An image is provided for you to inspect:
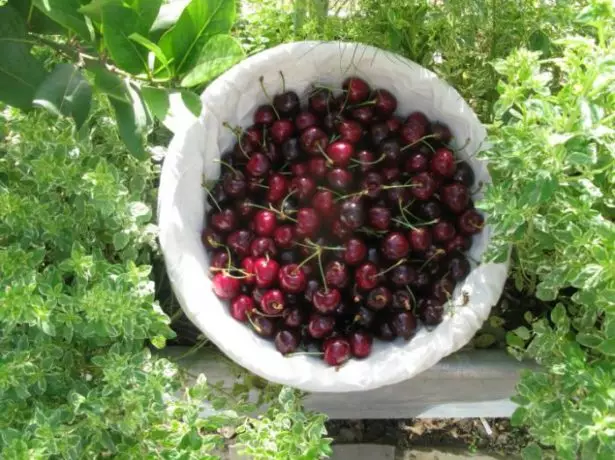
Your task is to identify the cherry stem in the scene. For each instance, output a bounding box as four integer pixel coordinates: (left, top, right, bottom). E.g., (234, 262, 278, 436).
(209, 267, 251, 279)
(317, 186, 342, 198)
(350, 154, 386, 166)
(392, 217, 438, 231)
(246, 312, 263, 334)
(401, 134, 439, 152)
(347, 99, 376, 109)
(303, 239, 344, 251)
(375, 259, 407, 277)
(420, 249, 446, 271)
(222, 122, 251, 159)
(335, 189, 368, 202)
(295, 249, 321, 271)
(317, 251, 328, 292)
(252, 310, 283, 318)
(214, 159, 240, 175)
(252, 182, 269, 189)
(247, 203, 298, 223)
(279, 189, 297, 213)
(452, 137, 471, 154)
(279, 70, 286, 93)
(287, 351, 324, 357)
(317, 144, 334, 165)
(381, 183, 417, 190)
(405, 285, 417, 311)
(329, 134, 341, 143)
(419, 139, 436, 154)
(259, 76, 280, 119)
(202, 185, 222, 212)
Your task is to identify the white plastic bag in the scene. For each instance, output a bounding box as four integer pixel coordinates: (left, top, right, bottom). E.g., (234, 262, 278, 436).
(158, 42, 508, 393)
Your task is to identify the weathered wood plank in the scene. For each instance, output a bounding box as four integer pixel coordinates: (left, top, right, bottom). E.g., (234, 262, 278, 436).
(161, 347, 536, 419)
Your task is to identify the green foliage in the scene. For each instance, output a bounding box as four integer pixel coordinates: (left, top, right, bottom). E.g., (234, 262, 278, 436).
(0, 106, 332, 459)
(0, 0, 245, 155)
(480, 2, 615, 458)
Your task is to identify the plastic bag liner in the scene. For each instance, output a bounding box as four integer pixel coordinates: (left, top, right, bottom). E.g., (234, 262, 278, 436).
(158, 42, 509, 393)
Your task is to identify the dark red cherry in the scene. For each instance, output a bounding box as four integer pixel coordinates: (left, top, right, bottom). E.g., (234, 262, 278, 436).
(201, 228, 224, 251)
(400, 121, 427, 146)
(283, 307, 305, 328)
(355, 262, 380, 291)
(254, 257, 280, 288)
(370, 122, 390, 145)
(343, 238, 367, 265)
(263, 141, 281, 165)
(354, 305, 375, 328)
(323, 112, 342, 134)
(291, 162, 309, 177)
(273, 225, 295, 249)
(300, 126, 329, 155)
(392, 290, 414, 310)
(379, 138, 402, 166)
(304, 279, 320, 303)
(308, 157, 328, 178)
(326, 141, 354, 167)
(266, 173, 289, 204)
(278, 264, 307, 293)
(343, 77, 371, 104)
(327, 168, 354, 191)
(222, 171, 247, 198)
(409, 228, 432, 253)
(312, 189, 337, 220)
(446, 235, 472, 253)
(453, 161, 476, 187)
(227, 229, 253, 257)
(295, 111, 319, 131)
(332, 219, 353, 241)
(212, 272, 240, 299)
(246, 153, 271, 178)
(386, 117, 402, 133)
(355, 150, 377, 172)
(391, 264, 417, 287)
(385, 181, 410, 205)
(309, 88, 334, 114)
(308, 314, 335, 339)
(433, 277, 455, 303)
(323, 337, 351, 366)
(234, 198, 256, 220)
(366, 286, 392, 311)
(349, 330, 373, 358)
(252, 315, 277, 337)
(247, 176, 265, 195)
(281, 138, 302, 163)
(405, 151, 430, 173)
(254, 105, 276, 125)
(432, 221, 457, 242)
(367, 207, 392, 231)
(274, 329, 299, 354)
(250, 237, 277, 257)
(240, 256, 256, 285)
(373, 89, 397, 117)
(325, 261, 349, 289)
(415, 199, 442, 221)
(381, 167, 400, 182)
(339, 198, 365, 230)
(296, 208, 321, 238)
(419, 297, 444, 326)
(313, 288, 341, 314)
(448, 253, 471, 281)
(381, 232, 410, 260)
(441, 183, 470, 214)
(210, 250, 231, 271)
(210, 209, 237, 233)
(406, 111, 429, 126)
(360, 171, 383, 198)
(230, 295, 254, 322)
(351, 106, 375, 125)
(429, 121, 452, 144)
(410, 172, 438, 200)
(271, 119, 295, 145)
(459, 209, 485, 235)
(274, 91, 300, 117)
(290, 176, 316, 202)
(260, 288, 285, 315)
(430, 147, 455, 178)
(253, 210, 277, 236)
(391, 311, 417, 340)
(338, 119, 363, 144)
(375, 318, 396, 341)
(411, 271, 432, 292)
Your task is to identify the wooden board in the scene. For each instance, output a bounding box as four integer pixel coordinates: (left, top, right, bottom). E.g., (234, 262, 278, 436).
(161, 347, 537, 419)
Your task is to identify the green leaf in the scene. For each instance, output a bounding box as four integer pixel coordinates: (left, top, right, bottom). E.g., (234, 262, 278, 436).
(511, 406, 527, 427)
(129, 32, 172, 74)
(33, 0, 92, 40)
(180, 34, 244, 87)
(141, 86, 170, 122)
(181, 91, 202, 117)
(576, 333, 602, 348)
(0, 6, 48, 109)
(102, 4, 149, 75)
(506, 331, 525, 349)
(81, 0, 162, 30)
(112, 231, 129, 250)
(158, 0, 236, 75)
(514, 326, 531, 341)
(33, 64, 92, 129)
(522, 443, 543, 460)
(551, 303, 568, 328)
(596, 338, 615, 356)
(8, 0, 64, 34)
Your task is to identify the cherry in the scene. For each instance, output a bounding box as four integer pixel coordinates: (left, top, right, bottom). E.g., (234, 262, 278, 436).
(253, 210, 277, 236)
(354, 305, 375, 328)
(296, 208, 321, 238)
(254, 105, 276, 125)
(246, 153, 271, 178)
(446, 235, 472, 253)
(453, 161, 476, 187)
(222, 171, 247, 198)
(229, 295, 254, 322)
(448, 253, 471, 281)
(210, 250, 231, 270)
(326, 141, 355, 167)
(400, 121, 427, 146)
(430, 147, 455, 178)
(405, 151, 430, 173)
(429, 121, 452, 144)
(308, 157, 328, 178)
(355, 262, 380, 290)
(260, 288, 285, 315)
(349, 330, 373, 358)
(281, 137, 302, 163)
(343, 77, 370, 104)
(235, 198, 256, 220)
(241, 256, 256, 285)
(433, 277, 455, 303)
(250, 237, 277, 257)
(386, 117, 402, 133)
(251, 287, 266, 304)
(278, 264, 307, 293)
(458, 209, 485, 235)
(323, 337, 351, 366)
(291, 162, 309, 177)
(210, 209, 238, 233)
(338, 119, 363, 144)
(381, 232, 410, 260)
(381, 167, 401, 182)
(323, 112, 342, 134)
(254, 257, 280, 288)
(391, 264, 417, 287)
(212, 272, 240, 299)
(273, 225, 295, 249)
(366, 286, 392, 310)
(367, 246, 381, 266)
(263, 142, 281, 165)
(392, 290, 413, 310)
(351, 106, 375, 125)
(391, 311, 417, 340)
(274, 91, 300, 117)
(411, 271, 431, 292)
(304, 278, 320, 303)
(252, 315, 276, 337)
(332, 219, 353, 241)
(283, 307, 305, 328)
(325, 261, 349, 289)
(415, 199, 442, 221)
(208, 182, 229, 208)
(373, 89, 397, 117)
(409, 227, 432, 253)
(284, 292, 300, 306)
(432, 221, 456, 242)
(202, 228, 224, 250)
(375, 318, 396, 341)
(274, 329, 299, 354)
(313, 288, 341, 314)
(312, 189, 337, 219)
(419, 297, 444, 326)
(247, 176, 265, 195)
(441, 183, 470, 214)
(309, 88, 334, 114)
(300, 126, 329, 155)
(290, 176, 316, 202)
(367, 207, 392, 231)
(370, 122, 390, 145)
(279, 250, 299, 265)
(326, 169, 352, 192)
(343, 238, 367, 265)
(410, 172, 438, 200)
(339, 198, 365, 230)
(360, 171, 383, 198)
(295, 111, 319, 131)
(406, 111, 429, 126)
(308, 314, 335, 339)
(271, 119, 295, 145)
(355, 150, 377, 172)
(227, 229, 253, 257)
(379, 138, 402, 166)
(386, 181, 411, 205)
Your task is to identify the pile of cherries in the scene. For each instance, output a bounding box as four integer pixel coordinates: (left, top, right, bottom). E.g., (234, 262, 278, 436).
(203, 74, 484, 367)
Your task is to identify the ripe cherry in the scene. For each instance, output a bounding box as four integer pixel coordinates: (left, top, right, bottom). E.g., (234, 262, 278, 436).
(210, 209, 237, 233)
(296, 208, 321, 238)
(430, 147, 455, 178)
(370, 122, 390, 145)
(433, 277, 455, 303)
(375, 318, 396, 341)
(260, 288, 285, 315)
(355, 262, 380, 290)
(308, 157, 328, 178)
(323, 337, 351, 366)
(339, 198, 365, 230)
(415, 199, 442, 221)
(308, 314, 335, 339)
(254, 105, 276, 125)
(270, 119, 295, 145)
(448, 253, 471, 281)
(410, 172, 438, 200)
(391, 264, 417, 287)
(367, 207, 392, 231)
(309, 88, 334, 114)
(246, 153, 271, 178)
(405, 151, 430, 173)
(251, 315, 276, 337)
(391, 311, 417, 340)
(366, 286, 392, 310)
(273, 225, 295, 249)
(349, 330, 373, 358)
(210, 250, 231, 270)
(227, 229, 253, 257)
(379, 138, 402, 166)
(274, 91, 300, 117)
(250, 237, 277, 257)
(338, 119, 363, 144)
(381, 232, 410, 260)
(355, 150, 377, 172)
(459, 209, 485, 235)
(381, 167, 401, 182)
(373, 89, 397, 117)
(290, 176, 316, 202)
(254, 257, 280, 288)
(229, 295, 255, 322)
(419, 297, 444, 326)
(241, 256, 256, 285)
(212, 272, 240, 299)
(453, 161, 476, 187)
(392, 290, 414, 310)
(278, 264, 307, 293)
(281, 138, 302, 163)
(300, 126, 329, 155)
(400, 120, 427, 146)
(283, 307, 305, 328)
(441, 183, 470, 214)
(312, 189, 337, 220)
(351, 106, 375, 125)
(447, 235, 472, 253)
(326, 141, 355, 167)
(222, 171, 247, 198)
(295, 111, 319, 131)
(429, 121, 452, 144)
(202, 228, 224, 251)
(409, 227, 432, 253)
(343, 77, 371, 104)
(291, 162, 309, 177)
(253, 210, 277, 236)
(343, 238, 367, 265)
(332, 219, 353, 241)
(274, 329, 299, 355)
(325, 261, 349, 289)
(432, 221, 457, 243)
(313, 288, 342, 314)
(327, 168, 354, 191)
